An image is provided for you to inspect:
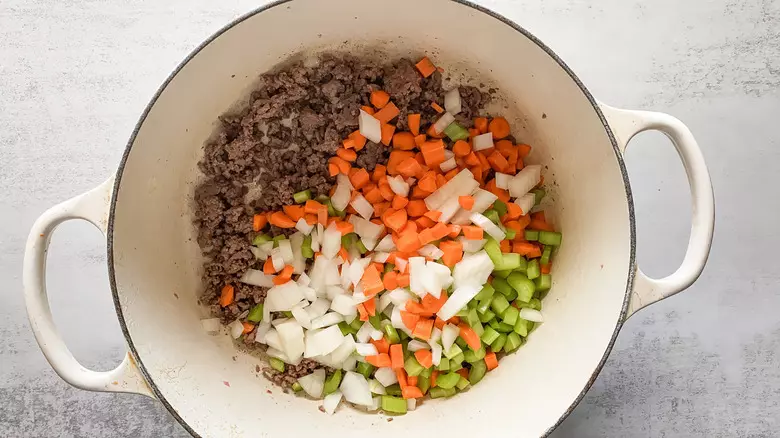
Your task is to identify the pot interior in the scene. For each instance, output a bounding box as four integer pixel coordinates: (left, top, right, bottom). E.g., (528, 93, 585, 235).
(110, 0, 632, 436)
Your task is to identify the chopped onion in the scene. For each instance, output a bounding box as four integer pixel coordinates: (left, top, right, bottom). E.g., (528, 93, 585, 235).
(342, 355, 357, 371)
(394, 257, 408, 273)
(290, 232, 306, 274)
(276, 239, 293, 265)
(307, 298, 331, 319)
(495, 172, 513, 190)
(295, 218, 314, 235)
(459, 236, 487, 253)
(387, 175, 410, 197)
(375, 234, 396, 252)
(372, 251, 390, 263)
(355, 343, 379, 356)
(444, 88, 462, 115)
(369, 328, 384, 341)
(321, 223, 342, 259)
(331, 174, 352, 211)
(298, 272, 311, 287)
(451, 189, 498, 224)
(276, 319, 304, 364)
(436, 195, 466, 223)
(266, 282, 305, 312)
(407, 398, 417, 411)
(326, 285, 347, 301)
(373, 367, 398, 387)
(266, 347, 289, 363)
(310, 228, 321, 252)
(473, 132, 494, 151)
(254, 322, 272, 343)
(429, 341, 442, 366)
(390, 305, 411, 334)
(298, 369, 326, 398)
(520, 308, 545, 323)
(377, 293, 393, 314)
(432, 112, 455, 134)
(291, 305, 312, 330)
(439, 157, 457, 172)
(322, 390, 342, 415)
(368, 379, 386, 395)
(250, 241, 274, 260)
(330, 335, 356, 363)
(340, 371, 373, 406)
(359, 109, 382, 143)
(407, 340, 431, 352)
(300, 285, 317, 302)
(200, 318, 221, 334)
(418, 244, 444, 260)
(470, 212, 506, 241)
(437, 284, 480, 321)
(356, 321, 374, 343)
(331, 294, 358, 318)
(408, 257, 427, 297)
(304, 325, 344, 357)
(349, 216, 384, 243)
(265, 328, 284, 351)
(368, 396, 381, 411)
(239, 269, 274, 287)
(348, 257, 370, 287)
(271, 247, 285, 272)
(387, 288, 413, 306)
(311, 312, 344, 329)
(441, 324, 460, 352)
(508, 164, 542, 198)
(514, 193, 536, 215)
(452, 250, 495, 290)
(425, 168, 478, 211)
(350, 193, 374, 220)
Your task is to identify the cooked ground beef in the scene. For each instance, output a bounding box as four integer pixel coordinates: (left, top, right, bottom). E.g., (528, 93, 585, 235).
(194, 54, 489, 388)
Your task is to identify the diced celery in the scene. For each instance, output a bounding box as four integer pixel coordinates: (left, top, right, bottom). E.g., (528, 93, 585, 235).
(538, 231, 562, 246)
(483, 209, 501, 224)
(481, 326, 500, 345)
(252, 234, 271, 246)
(504, 332, 522, 352)
(293, 189, 312, 204)
(436, 372, 461, 389)
(281, 311, 293, 318)
(405, 356, 425, 377)
(531, 298, 542, 310)
(385, 384, 403, 396)
(356, 239, 368, 254)
(493, 269, 512, 279)
(437, 357, 450, 371)
(384, 263, 395, 273)
(455, 338, 468, 350)
(484, 238, 503, 265)
(535, 274, 552, 291)
(478, 308, 495, 323)
(504, 227, 517, 240)
(494, 253, 523, 271)
(492, 200, 508, 217)
(444, 121, 469, 141)
(450, 353, 465, 367)
(513, 317, 528, 337)
(468, 359, 487, 385)
(429, 387, 457, 398)
(369, 314, 382, 330)
(463, 346, 486, 363)
(323, 369, 342, 395)
(474, 283, 495, 302)
(492, 277, 514, 298)
(476, 298, 492, 315)
(315, 194, 330, 204)
(501, 306, 519, 326)
(471, 320, 484, 337)
(490, 319, 515, 333)
(456, 376, 471, 390)
(301, 235, 314, 259)
(384, 325, 401, 344)
(467, 299, 478, 309)
(526, 259, 540, 280)
(444, 344, 463, 359)
(381, 395, 407, 414)
(272, 235, 286, 245)
(269, 358, 285, 373)
(490, 294, 510, 316)
(418, 375, 431, 394)
(341, 233, 356, 248)
(491, 333, 507, 352)
(524, 230, 539, 241)
(350, 318, 363, 331)
(466, 308, 481, 327)
(420, 366, 432, 378)
(356, 362, 374, 378)
(532, 188, 546, 205)
(291, 381, 303, 392)
(247, 303, 264, 323)
(456, 307, 470, 318)
(541, 246, 552, 265)
(507, 272, 535, 303)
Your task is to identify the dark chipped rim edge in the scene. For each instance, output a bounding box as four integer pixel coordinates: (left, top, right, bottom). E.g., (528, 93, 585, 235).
(106, 1, 635, 437)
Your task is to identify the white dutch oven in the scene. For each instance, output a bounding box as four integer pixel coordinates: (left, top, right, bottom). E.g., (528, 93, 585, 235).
(23, 0, 715, 436)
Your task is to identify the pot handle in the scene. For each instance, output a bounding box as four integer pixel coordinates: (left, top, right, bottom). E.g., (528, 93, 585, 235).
(22, 176, 154, 398)
(598, 102, 715, 319)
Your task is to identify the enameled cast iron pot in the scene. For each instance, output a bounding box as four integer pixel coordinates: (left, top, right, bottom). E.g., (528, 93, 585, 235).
(23, 1, 714, 436)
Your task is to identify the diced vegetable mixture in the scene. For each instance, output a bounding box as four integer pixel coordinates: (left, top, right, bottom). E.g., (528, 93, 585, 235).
(196, 55, 560, 415)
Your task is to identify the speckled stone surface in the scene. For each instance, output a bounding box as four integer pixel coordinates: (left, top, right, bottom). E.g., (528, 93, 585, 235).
(2, 0, 778, 436)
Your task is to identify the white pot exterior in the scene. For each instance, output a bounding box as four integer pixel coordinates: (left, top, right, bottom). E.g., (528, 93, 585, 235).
(23, 1, 715, 437)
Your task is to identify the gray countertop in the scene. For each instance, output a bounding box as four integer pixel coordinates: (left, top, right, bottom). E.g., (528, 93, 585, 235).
(2, 0, 778, 436)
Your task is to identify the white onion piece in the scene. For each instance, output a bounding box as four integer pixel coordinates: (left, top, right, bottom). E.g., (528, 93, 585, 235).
(352, 289, 372, 304)
(291, 305, 312, 330)
(439, 157, 457, 172)
(322, 390, 342, 415)
(508, 164, 542, 198)
(437, 195, 466, 223)
(373, 367, 398, 387)
(266, 329, 286, 352)
(368, 396, 381, 411)
(298, 369, 326, 398)
(452, 250, 495, 290)
(305, 325, 344, 357)
(359, 109, 382, 143)
(394, 257, 408, 273)
(387, 288, 413, 306)
(369, 328, 384, 341)
(377, 293, 393, 314)
(495, 172, 513, 190)
(369, 379, 386, 395)
(470, 212, 506, 241)
(266, 347, 289, 363)
(342, 355, 357, 371)
(425, 168, 476, 211)
(472, 132, 494, 151)
(311, 312, 344, 329)
(326, 285, 347, 301)
(340, 259, 352, 288)
(372, 251, 390, 263)
(266, 282, 305, 312)
(442, 323, 460, 352)
(310, 228, 321, 252)
(300, 285, 317, 303)
(520, 308, 545, 323)
(429, 342, 442, 367)
(407, 398, 417, 411)
(355, 343, 379, 356)
(390, 305, 412, 335)
(432, 112, 455, 134)
(277, 239, 294, 264)
(375, 234, 396, 252)
(514, 193, 536, 215)
(276, 320, 305, 364)
(254, 322, 272, 343)
(408, 340, 431, 352)
(418, 244, 444, 260)
(330, 335, 356, 364)
(307, 298, 331, 319)
(295, 218, 314, 235)
(238, 269, 273, 287)
(459, 236, 486, 253)
(356, 321, 374, 343)
(331, 174, 352, 212)
(331, 294, 358, 318)
(290, 232, 306, 275)
(351, 193, 374, 220)
(451, 189, 498, 224)
(200, 318, 221, 334)
(349, 216, 384, 243)
(321, 223, 342, 260)
(408, 257, 427, 297)
(437, 284, 480, 321)
(340, 371, 373, 406)
(250, 241, 273, 261)
(271, 247, 285, 272)
(387, 175, 410, 197)
(444, 88, 462, 115)
(348, 257, 370, 287)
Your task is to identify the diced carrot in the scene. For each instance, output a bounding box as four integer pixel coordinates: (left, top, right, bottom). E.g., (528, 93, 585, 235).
(337, 147, 358, 162)
(452, 140, 471, 158)
(349, 130, 367, 150)
(372, 165, 387, 183)
(529, 211, 554, 231)
(283, 205, 304, 222)
(263, 257, 276, 274)
(406, 200, 428, 217)
(426, 124, 445, 139)
(488, 150, 509, 172)
(517, 143, 532, 159)
(379, 182, 395, 201)
(445, 168, 459, 180)
(471, 165, 483, 183)
(418, 228, 436, 245)
(405, 301, 434, 316)
(361, 264, 385, 297)
(458, 324, 482, 351)
(397, 273, 410, 287)
(364, 186, 385, 204)
(348, 168, 370, 190)
(421, 290, 448, 314)
(252, 214, 268, 232)
(429, 222, 450, 240)
(304, 200, 325, 215)
(469, 128, 480, 138)
(476, 151, 491, 170)
(241, 322, 255, 334)
(504, 220, 527, 236)
(328, 163, 339, 176)
(383, 271, 399, 290)
(459, 225, 481, 240)
(402, 221, 418, 234)
(408, 113, 421, 136)
(420, 140, 446, 167)
(527, 245, 542, 258)
(434, 317, 446, 330)
(392, 132, 416, 150)
(541, 263, 552, 274)
(506, 148, 519, 173)
(366, 354, 392, 368)
(435, 173, 448, 187)
(485, 351, 499, 371)
(361, 105, 375, 115)
(416, 216, 435, 229)
(512, 241, 538, 256)
(439, 240, 464, 268)
(503, 202, 523, 221)
(400, 310, 420, 331)
(219, 284, 234, 307)
(269, 211, 295, 228)
(500, 239, 511, 253)
(422, 210, 441, 222)
(407, 376, 418, 387)
(397, 157, 423, 178)
(392, 195, 409, 210)
(396, 368, 408, 388)
(329, 156, 351, 175)
(390, 343, 404, 369)
(272, 265, 294, 285)
(338, 247, 350, 264)
(417, 171, 437, 192)
(396, 230, 422, 252)
(489, 117, 511, 139)
(380, 123, 396, 146)
(485, 178, 511, 203)
(384, 209, 408, 233)
(317, 207, 328, 226)
(371, 337, 391, 354)
(375, 102, 400, 124)
(458, 195, 475, 210)
(457, 368, 469, 379)
(370, 90, 390, 109)
(415, 57, 437, 78)
(448, 316, 461, 325)
(335, 220, 354, 235)
(410, 185, 431, 199)
(412, 318, 434, 340)
(464, 151, 480, 167)
(414, 349, 433, 368)
(414, 134, 427, 146)
(304, 214, 317, 225)
(431, 102, 445, 113)
(430, 370, 439, 388)
(474, 117, 488, 133)
(495, 139, 514, 156)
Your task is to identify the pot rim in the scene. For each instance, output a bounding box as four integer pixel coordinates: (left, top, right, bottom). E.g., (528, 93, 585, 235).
(106, 1, 636, 436)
